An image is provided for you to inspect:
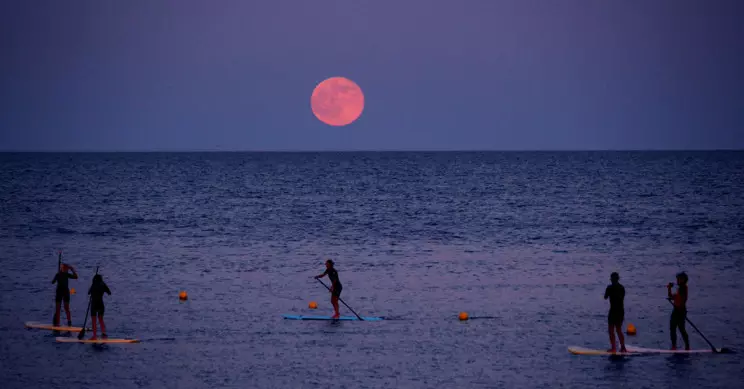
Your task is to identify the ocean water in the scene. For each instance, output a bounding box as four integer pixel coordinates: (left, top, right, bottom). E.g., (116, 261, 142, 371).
(1, 151, 743, 389)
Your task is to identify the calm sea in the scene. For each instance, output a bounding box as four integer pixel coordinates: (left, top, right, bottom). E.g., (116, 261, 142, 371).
(1, 151, 743, 388)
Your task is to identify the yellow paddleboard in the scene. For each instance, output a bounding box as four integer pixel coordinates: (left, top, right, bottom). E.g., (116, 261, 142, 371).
(25, 321, 91, 332)
(56, 337, 140, 344)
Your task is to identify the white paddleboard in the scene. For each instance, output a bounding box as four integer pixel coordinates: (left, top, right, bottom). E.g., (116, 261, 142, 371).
(625, 345, 718, 354)
(569, 344, 718, 356)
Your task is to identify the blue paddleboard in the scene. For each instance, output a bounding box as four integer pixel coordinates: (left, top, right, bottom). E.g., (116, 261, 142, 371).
(283, 314, 384, 321)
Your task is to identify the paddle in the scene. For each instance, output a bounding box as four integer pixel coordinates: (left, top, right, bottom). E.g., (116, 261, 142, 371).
(78, 266, 98, 340)
(316, 278, 364, 321)
(665, 298, 733, 354)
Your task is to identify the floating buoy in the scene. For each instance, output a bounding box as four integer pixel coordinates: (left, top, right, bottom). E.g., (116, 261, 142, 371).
(308, 301, 318, 309)
(70, 288, 76, 295)
(626, 323, 636, 335)
(459, 312, 469, 321)
(179, 291, 188, 301)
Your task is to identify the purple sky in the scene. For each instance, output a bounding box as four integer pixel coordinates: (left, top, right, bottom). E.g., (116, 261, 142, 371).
(1, 0, 743, 151)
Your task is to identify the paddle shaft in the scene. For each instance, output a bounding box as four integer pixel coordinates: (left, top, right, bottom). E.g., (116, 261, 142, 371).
(78, 266, 98, 339)
(316, 278, 364, 321)
(666, 298, 718, 352)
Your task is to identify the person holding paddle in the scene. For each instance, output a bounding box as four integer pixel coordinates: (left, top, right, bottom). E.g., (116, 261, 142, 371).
(52, 263, 78, 326)
(668, 271, 690, 350)
(604, 272, 627, 353)
(88, 274, 111, 340)
(315, 259, 342, 319)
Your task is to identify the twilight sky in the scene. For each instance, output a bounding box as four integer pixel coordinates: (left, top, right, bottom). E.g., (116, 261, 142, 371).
(1, 0, 742, 151)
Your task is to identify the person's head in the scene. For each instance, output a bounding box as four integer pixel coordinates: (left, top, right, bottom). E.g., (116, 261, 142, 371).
(59, 263, 68, 272)
(92, 274, 103, 284)
(676, 272, 688, 285)
(610, 272, 619, 283)
(325, 259, 334, 269)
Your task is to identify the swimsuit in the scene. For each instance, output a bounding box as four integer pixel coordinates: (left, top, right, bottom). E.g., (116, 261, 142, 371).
(52, 271, 76, 303)
(89, 282, 111, 317)
(324, 268, 342, 298)
(604, 283, 625, 326)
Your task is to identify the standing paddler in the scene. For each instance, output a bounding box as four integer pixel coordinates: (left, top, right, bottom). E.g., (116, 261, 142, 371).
(668, 271, 690, 350)
(52, 263, 78, 326)
(604, 272, 627, 353)
(315, 259, 343, 319)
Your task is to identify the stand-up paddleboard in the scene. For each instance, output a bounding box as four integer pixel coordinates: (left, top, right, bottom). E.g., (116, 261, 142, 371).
(56, 337, 140, 344)
(25, 322, 91, 332)
(625, 345, 721, 354)
(283, 314, 384, 321)
(568, 345, 720, 356)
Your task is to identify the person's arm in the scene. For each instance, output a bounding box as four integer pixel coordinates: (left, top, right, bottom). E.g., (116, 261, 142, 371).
(314, 270, 328, 279)
(68, 265, 78, 279)
(667, 283, 674, 300)
(604, 286, 610, 300)
(52, 274, 58, 284)
(104, 284, 111, 295)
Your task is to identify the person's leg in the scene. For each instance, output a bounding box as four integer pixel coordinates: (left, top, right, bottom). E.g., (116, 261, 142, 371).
(90, 313, 98, 340)
(331, 296, 340, 318)
(678, 312, 690, 350)
(99, 311, 107, 338)
(54, 301, 61, 326)
(63, 295, 72, 326)
(615, 324, 626, 352)
(670, 311, 678, 350)
(607, 324, 617, 352)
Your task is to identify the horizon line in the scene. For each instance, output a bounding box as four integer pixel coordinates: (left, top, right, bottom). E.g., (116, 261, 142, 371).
(1, 148, 743, 153)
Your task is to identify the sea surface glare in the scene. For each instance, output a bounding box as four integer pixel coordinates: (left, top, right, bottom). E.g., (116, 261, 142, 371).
(1, 151, 743, 388)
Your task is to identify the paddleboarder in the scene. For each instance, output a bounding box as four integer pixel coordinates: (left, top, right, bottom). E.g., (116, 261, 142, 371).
(52, 263, 78, 326)
(604, 272, 627, 353)
(315, 259, 342, 319)
(88, 274, 111, 340)
(668, 271, 690, 350)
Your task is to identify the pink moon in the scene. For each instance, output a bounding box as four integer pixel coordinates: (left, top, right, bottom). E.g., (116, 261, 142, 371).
(310, 77, 365, 126)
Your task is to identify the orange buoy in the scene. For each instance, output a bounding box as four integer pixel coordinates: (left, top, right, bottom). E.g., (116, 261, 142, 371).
(626, 323, 637, 335)
(179, 291, 188, 301)
(309, 301, 318, 309)
(458, 312, 469, 321)
(70, 288, 76, 295)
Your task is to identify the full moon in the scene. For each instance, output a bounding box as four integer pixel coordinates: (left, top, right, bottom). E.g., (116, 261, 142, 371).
(311, 77, 364, 126)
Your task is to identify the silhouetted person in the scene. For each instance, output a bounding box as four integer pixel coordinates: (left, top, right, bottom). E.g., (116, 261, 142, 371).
(668, 272, 690, 350)
(604, 272, 627, 353)
(315, 259, 342, 319)
(88, 274, 111, 340)
(52, 263, 78, 326)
